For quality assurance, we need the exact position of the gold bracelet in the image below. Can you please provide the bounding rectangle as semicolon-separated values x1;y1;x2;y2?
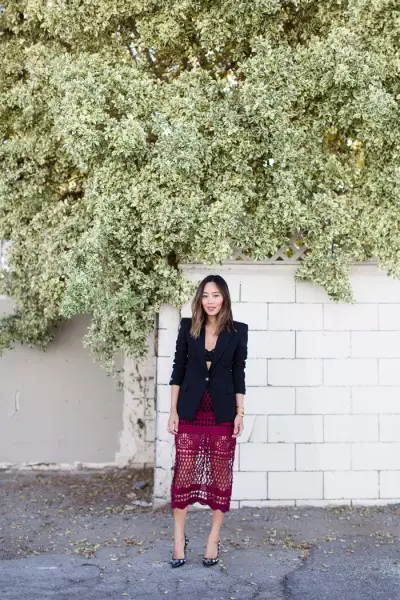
236;407;244;416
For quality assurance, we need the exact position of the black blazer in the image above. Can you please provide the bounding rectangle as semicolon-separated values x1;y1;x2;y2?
169;318;248;423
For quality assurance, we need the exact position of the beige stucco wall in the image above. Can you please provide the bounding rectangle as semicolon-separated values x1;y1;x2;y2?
0;309;124;465
0;293;156;467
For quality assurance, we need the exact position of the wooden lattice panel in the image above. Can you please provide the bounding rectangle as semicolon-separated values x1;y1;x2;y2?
232;235;377;264
232;234;309;263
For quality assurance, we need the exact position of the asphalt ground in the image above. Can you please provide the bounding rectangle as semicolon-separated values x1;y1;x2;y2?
1;469;400;600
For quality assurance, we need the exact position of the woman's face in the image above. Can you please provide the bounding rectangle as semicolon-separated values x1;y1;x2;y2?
202;281;224;317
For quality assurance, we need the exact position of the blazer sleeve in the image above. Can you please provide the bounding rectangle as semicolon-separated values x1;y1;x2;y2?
232;323;248;395
169;318;188;386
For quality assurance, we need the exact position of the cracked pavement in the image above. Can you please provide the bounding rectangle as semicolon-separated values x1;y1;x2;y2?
1;469;400;599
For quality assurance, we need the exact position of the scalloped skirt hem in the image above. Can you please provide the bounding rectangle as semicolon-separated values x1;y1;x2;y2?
171;496;232;513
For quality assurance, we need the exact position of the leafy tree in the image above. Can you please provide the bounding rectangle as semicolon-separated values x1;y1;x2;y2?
1;1;399;370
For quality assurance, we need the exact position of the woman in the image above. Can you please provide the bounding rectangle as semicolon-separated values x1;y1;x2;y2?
167;274;248;568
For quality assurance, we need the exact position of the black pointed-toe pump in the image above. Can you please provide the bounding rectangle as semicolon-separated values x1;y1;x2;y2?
170;534;189;568
202;540;220;567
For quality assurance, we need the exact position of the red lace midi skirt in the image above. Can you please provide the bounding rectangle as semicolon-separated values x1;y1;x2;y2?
171;387;236;513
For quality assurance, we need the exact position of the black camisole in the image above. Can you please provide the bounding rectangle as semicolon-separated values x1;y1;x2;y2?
205;348;215;362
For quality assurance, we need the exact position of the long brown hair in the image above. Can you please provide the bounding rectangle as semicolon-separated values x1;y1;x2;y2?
190;275;235;338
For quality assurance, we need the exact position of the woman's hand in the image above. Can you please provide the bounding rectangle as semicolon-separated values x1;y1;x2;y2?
167;410;179;435
232;415;244;438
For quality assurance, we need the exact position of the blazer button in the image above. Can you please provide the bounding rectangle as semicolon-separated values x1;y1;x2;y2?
205;377;209;381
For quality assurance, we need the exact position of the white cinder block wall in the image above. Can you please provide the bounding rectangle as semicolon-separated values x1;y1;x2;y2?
154;262;400;508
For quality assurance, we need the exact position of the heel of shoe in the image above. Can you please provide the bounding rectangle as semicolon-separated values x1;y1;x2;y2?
202;540;220;567
171;534;189;568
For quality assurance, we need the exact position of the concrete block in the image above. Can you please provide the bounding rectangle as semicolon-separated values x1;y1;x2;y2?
232;302;268;330
231;472;268;500
324;471;378;499
352;332;400;358
352;443;400;470
248;415;268;443
155;440;174;471
268;415;323;443
181;301;192;317
323;359;378;386
158;304;180;330
154;465;173;501
237;415;256;444
380;472;400;498
156;385;170;413
379;304;400;330
269;359;322;386
268;472;323;500
222;276;241;302
296;280;335;303
248;331;295;358
380;416;400;441
324;415;379;442
155;412;171;443
245;387;295;415
352;275;400;303
269;304;323;330
156;357;172;385
296;443;351;471
352;387;400;414
157;328;176;358
296;332;350;358
246;359;268;386
241;277;295;303
296;387;351;414
379;360;400;385
323;304;378;330
240;443;295;471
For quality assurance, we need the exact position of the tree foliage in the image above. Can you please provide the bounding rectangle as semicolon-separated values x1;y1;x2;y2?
1;1;399;369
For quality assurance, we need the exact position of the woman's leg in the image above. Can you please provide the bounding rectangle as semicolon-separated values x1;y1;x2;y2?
205;509;224;558
171;433;193;558
205;432;236;558
172;507;189;558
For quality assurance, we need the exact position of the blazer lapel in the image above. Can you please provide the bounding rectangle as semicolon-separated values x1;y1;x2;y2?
211;328;235;369
196;325;207;372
